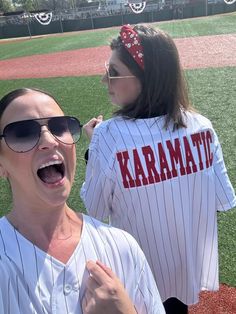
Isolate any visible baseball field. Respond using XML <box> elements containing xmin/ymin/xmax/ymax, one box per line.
<box><xmin>0</xmin><ymin>11</ymin><xmax>235</xmax><ymax>313</ymax></box>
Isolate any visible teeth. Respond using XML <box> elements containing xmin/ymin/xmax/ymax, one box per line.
<box><xmin>39</xmin><ymin>160</ymin><xmax>62</xmax><ymax>170</ymax></box>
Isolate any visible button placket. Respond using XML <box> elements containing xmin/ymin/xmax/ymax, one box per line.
<box><xmin>64</xmin><ymin>284</ymin><xmax>72</xmax><ymax>295</ymax></box>
<box><xmin>73</xmin><ymin>282</ymin><xmax>80</xmax><ymax>291</ymax></box>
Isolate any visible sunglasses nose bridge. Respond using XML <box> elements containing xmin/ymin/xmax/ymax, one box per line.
<box><xmin>36</xmin><ymin>119</ymin><xmax>56</xmax><ymax>142</ymax></box>
<box><xmin>40</xmin><ymin>123</ymin><xmax>49</xmax><ymax>131</ymax></box>
<box><xmin>38</xmin><ymin>127</ymin><xmax>59</xmax><ymax>149</ymax></box>
<box><xmin>37</xmin><ymin>123</ymin><xmax>50</xmax><ymax>137</ymax></box>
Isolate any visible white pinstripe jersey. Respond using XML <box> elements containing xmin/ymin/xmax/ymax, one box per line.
<box><xmin>81</xmin><ymin>111</ymin><xmax>236</xmax><ymax>305</ymax></box>
<box><xmin>0</xmin><ymin>214</ymin><xmax>164</xmax><ymax>314</ymax></box>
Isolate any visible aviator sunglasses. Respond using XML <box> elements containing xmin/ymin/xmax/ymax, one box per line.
<box><xmin>0</xmin><ymin>116</ymin><xmax>82</xmax><ymax>153</ymax></box>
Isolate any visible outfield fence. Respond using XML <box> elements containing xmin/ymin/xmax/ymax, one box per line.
<box><xmin>0</xmin><ymin>1</ymin><xmax>235</xmax><ymax>39</ymax></box>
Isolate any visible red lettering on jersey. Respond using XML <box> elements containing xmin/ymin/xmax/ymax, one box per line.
<box><xmin>133</xmin><ymin>149</ymin><xmax>148</xmax><ymax>186</ymax></box>
<box><xmin>142</xmin><ymin>146</ymin><xmax>160</xmax><ymax>184</ymax></box>
<box><xmin>201</xmin><ymin>131</ymin><xmax>209</xmax><ymax>168</ymax></box>
<box><xmin>166</xmin><ymin>139</ymin><xmax>186</xmax><ymax>177</ymax></box>
<box><xmin>117</xmin><ymin>131</ymin><xmax>213</xmax><ymax>189</ymax></box>
<box><xmin>183</xmin><ymin>136</ymin><xmax>197</xmax><ymax>174</ymax></box>
<box><xmin>116</xmin><ymin>151</ymin><xmax>135</xmax><ymax>188</ymax></box>
<box><xmin>158</xmin><ymin>143</ymin><xmax>172</xmax><ymax>181</ymax></box>
<box><xmin>191</xmin><ymin>133</ymin><xmax>204</xmax><ymax>170</ymax></box>
<box><xmin>206</xmin><ymin>130</ymin><xmax>213</xmax><ymax>166</ymax></box>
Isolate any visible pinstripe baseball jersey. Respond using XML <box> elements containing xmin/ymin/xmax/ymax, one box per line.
<box><xmin>0</xmin><ymin>214</ymin><xmax>164</xmax><ymax>314</ymax></box>
<box><xmin>81</xmin><ymin>111</ymin><xmax>236</xmax><ymax>305</ymax></box>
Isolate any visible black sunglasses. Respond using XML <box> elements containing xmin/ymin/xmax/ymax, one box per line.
<box><xmin>0</xmin><ymin>116</ymin><xmax>82</xmax><ymax>153</ymax></box>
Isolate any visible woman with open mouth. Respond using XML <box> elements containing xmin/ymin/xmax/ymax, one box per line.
<box><xmin>0</xmin><ymin>88</ymin><xmax>164</xmax><ymax>314</ymax></box>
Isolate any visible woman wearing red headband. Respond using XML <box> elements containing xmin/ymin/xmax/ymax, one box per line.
<box><xmin>81</xmin><ymin>24</ymin><xmax>236</xmax><ymax>313</ymax></box>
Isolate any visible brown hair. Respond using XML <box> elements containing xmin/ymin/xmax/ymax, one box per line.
<box><xmin>111</xmin><ymin>24</ymin><xmax>194</xmax><ymax>129</ymax></box>
<box><xmin>0</xmin><ymin>88</ymin><xmax>59</xmax><ymax>120</ymax></box>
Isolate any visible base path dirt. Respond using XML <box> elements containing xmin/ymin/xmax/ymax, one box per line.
<box><xmin>189</xmin><ymin>284</ymin><xmax>236</xmax><ymax>314</ymax></box>
<box><xmin>0</xmin><ymin>33</ymin><xmax>236</xmax><ymax>80</ymax></box>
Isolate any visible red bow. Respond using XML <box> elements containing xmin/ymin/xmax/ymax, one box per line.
<box><xmin>120</xmin><ymin>25</ymin><xmax>144</xmax><ymax>69</ymax></box>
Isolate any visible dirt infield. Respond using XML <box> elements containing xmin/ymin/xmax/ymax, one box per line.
<box><xmin>189</xmin><ymin>284</ymin><xmax>236</xmax><ymax>314</ymax></box>
<box><xmin>0</xmin><ymin>31</ymin><xmax>236</xmax><ymax>313</ymax></box>
<box><xmin>0</xmin><ymin>33</ymin><xmax>236</xmax><ymax>80</ymax></box>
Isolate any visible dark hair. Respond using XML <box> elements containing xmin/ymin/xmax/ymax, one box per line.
<box><xmin>111</xmin><ymin>24</ymin><xmax>193</xmax><ymax>129</ymax></box>
<box><xmin>0</xmin><ymin>88</ymin><xmax>60</xmax><ymax>121</ymax></box>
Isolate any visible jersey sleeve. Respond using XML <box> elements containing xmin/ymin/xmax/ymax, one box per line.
<box><xmin>80</xmin><ymin>125</ymin><xmax>115</xmax><ymax>221</ymax></box>
<box><xmin>130</xmin><ymin>238</ymin><xmax>165</xmax><ymax>314</ymax></box>
<box><xmin>212</xmin><ymin>129</ymin><xmax>236</xmax><ymax>211</ymax></box>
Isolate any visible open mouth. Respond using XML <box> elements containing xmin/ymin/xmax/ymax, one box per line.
<box><xmin>37</xmin><ymin>160</ymin><xmax>65</xmax><ymax>184</ymax></box>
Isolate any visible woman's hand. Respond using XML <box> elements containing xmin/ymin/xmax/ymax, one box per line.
<box><xmin>83</xmin><ymin>115</ymin><xmax>103</xmax><ymax>140</ymax></box>
<box><xmin>82</xmin><ymin>260</ymin><xmax>137</xmax><ymax>314</ymax></box>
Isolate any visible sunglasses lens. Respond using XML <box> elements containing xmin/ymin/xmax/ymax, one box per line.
<box><xmin>48</xmin><ymin>116</ymin><xmax>81</xmax><ymax>145</ymax></box>
<box><xmin>4</xmin><ymin>120</ymin><xmax>40</xmax><ymax>153</ymax></box>
<box><xmin>2</xmin><ymin>116</ymin><xmax>81</xmax><ymax>153</ymax></box>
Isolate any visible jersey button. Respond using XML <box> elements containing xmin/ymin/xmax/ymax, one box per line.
<box><xmin>64</xmin><ymin>284</ymin><xmax>72</xmax><ymax>295</ymax></box>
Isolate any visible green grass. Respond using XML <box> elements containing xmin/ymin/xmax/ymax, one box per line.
<box><xmin>0</xmin><ymin>66</ymin><xmax>235</xmax><ymax>285</ymax></box>
<box><xmin>0</xmin><ymin>28</ymin><xmax>119</xmax><ymax>60</ymax></box>
<box><xmin>155</xmin><ymin>12</ymin><xmax>236</xmax><ymax>38</ymax></box>
<box><xmin>186</xmin><ymin>67</ymin><xmax>236</xmax><ymax>286</ymax></box>
<box><xmin>0</xmin><ymin>12</ymin><xmax>235</xmax><ymax>60</ymax></box>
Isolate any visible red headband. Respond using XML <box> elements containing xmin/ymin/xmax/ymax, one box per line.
<box><xmin>120</xmin><ymin>25</ymin><xmax>144</xmax><ymax>69</ymax></box>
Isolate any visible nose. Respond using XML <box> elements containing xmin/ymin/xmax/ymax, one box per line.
<box><xmin>38</xmin><ymin>126</ymin><xmax>59</xmax><ymax>150</ymax></box>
